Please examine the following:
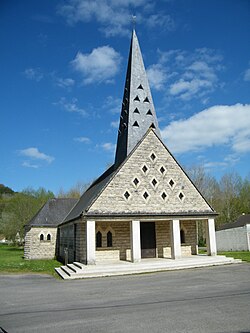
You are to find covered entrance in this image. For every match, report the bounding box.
[140,222,156,258]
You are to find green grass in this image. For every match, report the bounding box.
[199,247,250,262]
[218,251,250,263]
[0,244,62,277]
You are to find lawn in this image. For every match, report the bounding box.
[0,244,61,277]
[218,251,250,262]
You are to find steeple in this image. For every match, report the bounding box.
[115,29,161,167]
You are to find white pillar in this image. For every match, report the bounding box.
[206,218,217,256]
[86,220,96,265]
[131,220,141,263]
[171,219,181,259]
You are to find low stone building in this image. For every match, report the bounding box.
[24,198,77,259]
[216,214,250,251]
[57,30,218,265]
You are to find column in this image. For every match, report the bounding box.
[206,218,217,256]
[130,220,141,263]
[86,220,96,265]
[170,219,181,259]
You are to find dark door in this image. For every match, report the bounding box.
[140,222,156,258]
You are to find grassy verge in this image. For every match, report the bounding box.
[199,248,250,262]
[218,251,250,263]
[0,243,61,277]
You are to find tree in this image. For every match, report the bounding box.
[0,188,54,244]
[57,181,89,198]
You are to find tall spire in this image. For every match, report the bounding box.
[115,29,161,167]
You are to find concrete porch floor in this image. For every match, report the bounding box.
[55,255,242,280]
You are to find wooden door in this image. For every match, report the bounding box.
[140,222,156,258]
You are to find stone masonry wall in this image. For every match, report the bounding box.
[89,131,212,215]
[24,227,57,259]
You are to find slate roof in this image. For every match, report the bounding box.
[27,198,78,227]
[217,214,250,231]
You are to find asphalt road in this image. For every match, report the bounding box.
[0,264,250,333]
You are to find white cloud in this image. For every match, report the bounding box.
[56,77,75,88]
[58,0,175,37]
[101,142,116,152]
[19,148,54,164]
[22,161,39,169]
[161,104,250,154]
[71,46,122,84]
[104,96,121,114]
[150,48,223,102]
[74,137,91,143]
[244,68,250,81]
[55,97,87,117]
[23,68,44,81]
[147,64,167,90]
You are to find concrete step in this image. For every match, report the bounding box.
[67,263,83,273]
[73,262,85,270]
[60,265,74,276]
[55,267,71,280]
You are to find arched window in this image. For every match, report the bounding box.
[107,231,113,247]
[40,234,44,241]
[96,231,102,248]
[47,234,51,241]
[180,229,185,244]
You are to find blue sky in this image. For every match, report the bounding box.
[1,0,250,194]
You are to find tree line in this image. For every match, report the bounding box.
[0,169,249,244]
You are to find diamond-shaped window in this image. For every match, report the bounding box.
[133,178,139,186]
[161,192,168,200]
[124,191,131,200]
[169,179,175,188]
[160,166,166,174]
[152,178,158,187]
[179,192,185,201]
[142,165,148,174]
[150,153,156,161]
[143,191,149,200]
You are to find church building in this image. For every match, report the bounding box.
[56,30,218,265]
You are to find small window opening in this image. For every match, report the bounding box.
[134,108,140,114]
[96,231,102,248]
[180,229,186,244]
[134,95,140,101]
[40,234,44,241]
[137,84,143,89]
[47,234,51,241]
[142,165,148,173]
[143,191,149,200]
[152,178,158,187]
[133,121,139,127]
[133,178,139,186]
[107,231,113,247]
[160,166,166,174]
[179,192,184,201]
[150,153,156,161]
[124,191,130,200]
[161,192,168,200]
[146,109,153,115]
[150,123,156,129]
[169,179,175,188]
[143,97,150,103]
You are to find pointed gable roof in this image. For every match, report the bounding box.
[115,29,161,167]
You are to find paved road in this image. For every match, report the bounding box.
[0,264,250,333]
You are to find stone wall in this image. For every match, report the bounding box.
[89,131,212,215]
[24,227,57,259]
[216,226,250,251]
